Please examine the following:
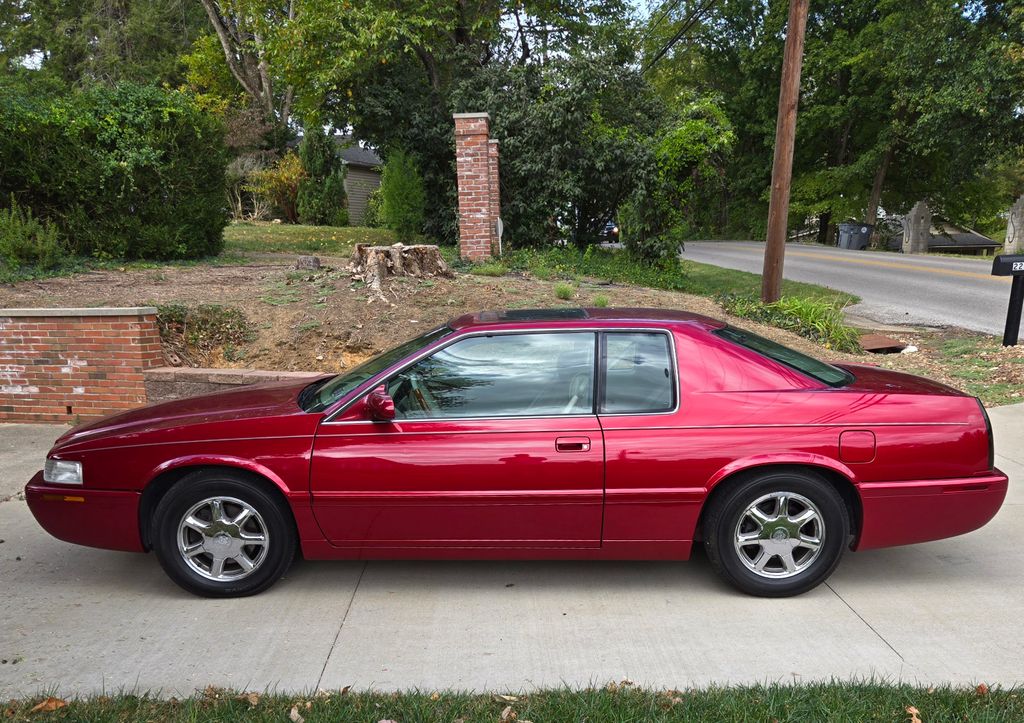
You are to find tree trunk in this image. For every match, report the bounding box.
[350,244,453,301]
[865,146,894,227]
[816,210,832,245]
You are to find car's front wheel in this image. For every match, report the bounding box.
[152,470,296,597]
[702,469,849,597]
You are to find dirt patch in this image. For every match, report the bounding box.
[1,254,870,373]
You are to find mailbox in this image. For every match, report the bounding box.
[992,255,1024,346]
[992,255,1024,277]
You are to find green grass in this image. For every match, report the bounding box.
[223,223,396,256]
[468,261,507,277]
[6,683,1020,721]
[554,281,575,300]
[683,259,858,306]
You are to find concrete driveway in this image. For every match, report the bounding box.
[1,410,1022,698]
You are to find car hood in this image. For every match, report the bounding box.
[53,377,329,451]
[834,363,966,397]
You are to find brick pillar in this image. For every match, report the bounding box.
[0,307,163,423]
[487,139,501,255]
[903,200,931,255]
[454,112,493,261]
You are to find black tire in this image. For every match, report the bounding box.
[152,469,296,597]
[702,469,849,597]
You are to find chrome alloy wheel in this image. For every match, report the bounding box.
[733,491,824,579]
[176,496,269,582]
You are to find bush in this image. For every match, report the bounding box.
[379,150,427,242]
[0,196,64,278]
[504,246,687,291]
[362,187,384,228]
[0,82,229,261]
[247,152,305,224]
[297,128,348,226]
[719,294,861,353]
[554,282,575,300]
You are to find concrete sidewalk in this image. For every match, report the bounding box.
[1,410,1022,698]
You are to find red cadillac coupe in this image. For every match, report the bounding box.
[26,308,1007,597]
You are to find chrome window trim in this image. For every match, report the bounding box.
[322,326,681,425]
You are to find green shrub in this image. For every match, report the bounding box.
[554,282,575,300]
[719,294,861,352]
[379,150,426,242]
[247,152,305,224]
[592,294,610,308]
[469,262,507,277]
[156,304,256,365]
[0,82,228,261]
[504,246,687,291]
[362,188,384,228]
[297,128,348,226]
[0,196,64,278]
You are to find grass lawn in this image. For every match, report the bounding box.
[223,223,395,256]
[7,683,1018,721]
[683,259,858,306]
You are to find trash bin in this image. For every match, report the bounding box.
[837,222,874,250]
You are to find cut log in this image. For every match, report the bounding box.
[350,243,453,299]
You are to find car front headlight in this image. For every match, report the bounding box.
[43,459,83,485]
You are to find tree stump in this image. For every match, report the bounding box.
[350,243,453,300]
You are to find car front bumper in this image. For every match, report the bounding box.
[25,471,144,552]
[856,470,1008,550]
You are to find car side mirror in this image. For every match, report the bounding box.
[365,386,395,422]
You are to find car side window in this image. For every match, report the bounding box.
[386,332,596,419]
[601,332,675,414]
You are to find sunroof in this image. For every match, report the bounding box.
[497,308,590,321]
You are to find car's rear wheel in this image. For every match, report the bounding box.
[702,469,849,597]
[152,469,296,597]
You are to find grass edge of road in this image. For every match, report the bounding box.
[7,682,1019,721]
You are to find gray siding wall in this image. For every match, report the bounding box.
[345,165,381,225]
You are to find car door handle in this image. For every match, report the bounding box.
[555,436,591,453]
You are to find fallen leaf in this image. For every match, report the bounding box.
[495,695,519,703]
[500,704,517,721]
[29,698,67,714]
[238,692,260,707]
[341,685,352,695]
[430,692,441,701]
[906,705,922,723]
[289,705,305,723]
[977,683,990,696]
[377,719,398,723]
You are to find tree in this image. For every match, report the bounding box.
[0,0,206,87]
[197,0,295,128]
[379,150,426,242]
[297,127,348,226]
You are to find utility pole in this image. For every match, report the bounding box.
[761,0,810,303]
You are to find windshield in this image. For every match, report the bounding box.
[713,326,853,387]
[300,325,454,412]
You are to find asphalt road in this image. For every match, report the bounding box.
[2,414,1023,697]
[683,241,1012,334]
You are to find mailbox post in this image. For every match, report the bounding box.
[992,255,1024,346]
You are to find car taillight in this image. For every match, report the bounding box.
[976,397,994,470]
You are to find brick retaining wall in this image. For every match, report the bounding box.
[0,307,162,423]
[144,367,321,404]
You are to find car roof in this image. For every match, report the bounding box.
[448,307,725,331]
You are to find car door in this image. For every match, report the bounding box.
[310,330,604,549]
[597,330,700,556]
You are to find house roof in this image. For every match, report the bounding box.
[288,134,382,168]
[332,136,381,168]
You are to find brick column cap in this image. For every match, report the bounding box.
[453,112,490,120]
[0,306,158,317]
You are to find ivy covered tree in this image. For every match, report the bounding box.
[379,149,426,242]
